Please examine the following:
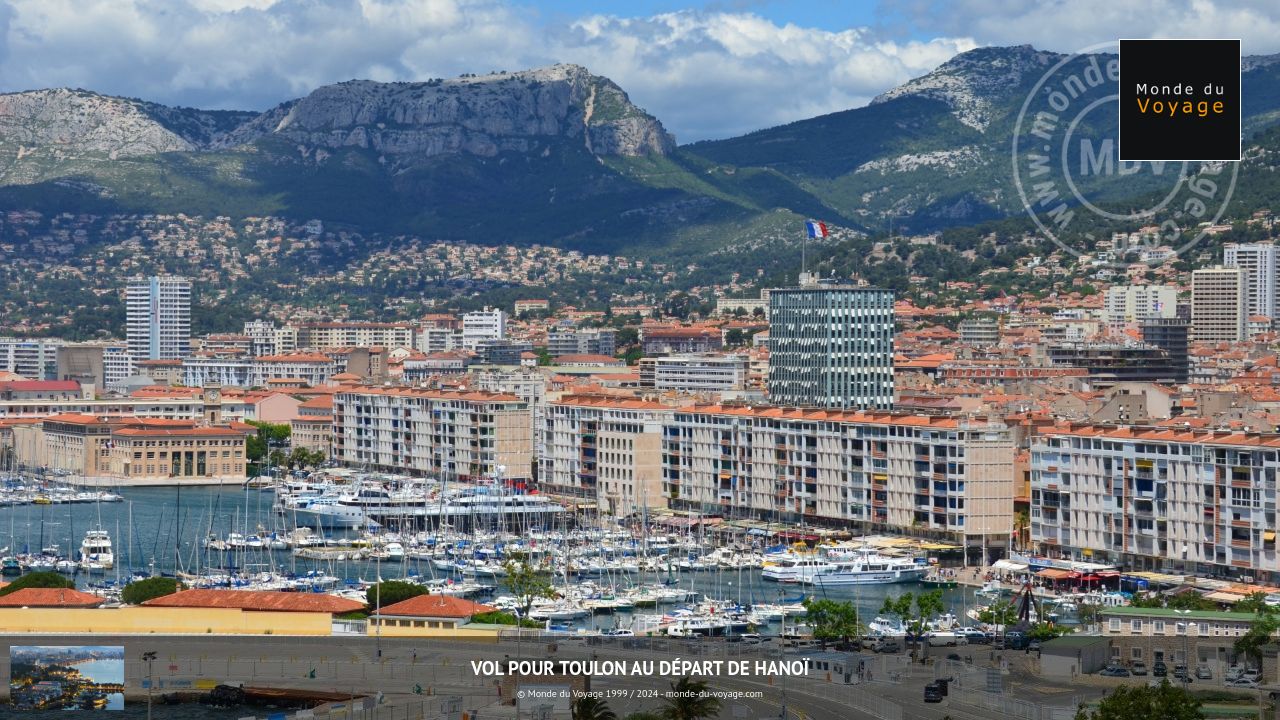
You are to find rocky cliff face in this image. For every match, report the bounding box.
[216,64,674,159]
[0,64,673,164]
[871,45,1056,131]
[0,89,198,157]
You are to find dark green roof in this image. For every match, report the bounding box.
[1042,635,1111,650]
[1100,606,1258,622]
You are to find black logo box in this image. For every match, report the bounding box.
[1119,39,1241,162]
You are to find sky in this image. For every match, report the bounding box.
[0,0,1278,142]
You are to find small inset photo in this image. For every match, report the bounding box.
[9,645,124,711]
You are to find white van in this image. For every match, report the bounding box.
[927,632,968,647]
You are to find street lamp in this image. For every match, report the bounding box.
[1173,609,1191,691]
[142,651,157,720]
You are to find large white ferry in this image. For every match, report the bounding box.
[808,549,926,586]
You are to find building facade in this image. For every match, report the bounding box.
[461,308,506,349]
[1103,285,1179,328]
[1224,243,1278,321]
[126,276,191,362]
[1031,424,1280,582]
[0,337,61,380]
[541,395,672,515]
[547,329,617,358]
[292,322,415,350]
[1191,267,1247,342]
[767,283,894,410]
[332,387,532,483]
[663,406,1014,560]
[638,354,749,392]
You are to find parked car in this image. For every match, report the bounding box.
[1226,665,1246,681]
[1153,661,1168,677]
[873,639,902,654]
[1130,661,1148,675]
[924,683,943,703]
[1028,640,1042,652]
[957,629,988,644]
[1227,678,1259,689]
[1241,668,1262,683]
[1194,663,1212,679]
[1099,666,1131,677]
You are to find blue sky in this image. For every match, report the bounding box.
[0,0,1277,142]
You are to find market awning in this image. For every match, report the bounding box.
[1204,591,1244,604]
[1036,568,1074,580]
[993,559,1029,572]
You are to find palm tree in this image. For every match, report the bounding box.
[660,677,722,720]
[572,696,618,720]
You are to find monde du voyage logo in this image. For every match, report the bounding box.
[1013,39,1240,269]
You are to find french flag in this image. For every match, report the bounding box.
[805,220,828,239]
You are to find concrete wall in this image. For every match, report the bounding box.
[0,607,332,635]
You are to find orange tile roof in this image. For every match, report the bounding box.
[377,594,494,618]
[255,354,332,363]
[113,426,246,437]
[299,396,334,409]
[0,588,103,607]
[142,589,364,613]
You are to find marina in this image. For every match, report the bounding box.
[0,473,1044,637]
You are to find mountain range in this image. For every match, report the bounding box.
[2,46,1280,260]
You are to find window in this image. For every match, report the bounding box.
[1131,647,1143,660]
[1109,619,1121,632]
[1154,621,1165,634]
[1131,620,1143,632]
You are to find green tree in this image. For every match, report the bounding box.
[1231,591,1271,615]
[121,577,183,605]
[1165,592,1217,612]
[910,589,946,656]
[659,676,721,720]
[1074,681,1202,720]
[724,328,746,347]
[802,598,861,648]
[1129,591,1165,608]
[246,421,291,462]
[367,580,427,609]
[625,714,663,720]
[1233,610,1279,668]
[571,696,618,720]
[500,552,556,619]
[0,571,75,595]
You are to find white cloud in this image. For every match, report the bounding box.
[3,0,1270,143]
[0,0,975,141]
[905,0,1280,55]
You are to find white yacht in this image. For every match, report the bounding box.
[79,529,114,571]
[761,556,830,583]
[807,550,927,586]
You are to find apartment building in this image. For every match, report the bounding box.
[126,276,191,362]
[461,308,506,349]
[0,337,61,380]
[663,405,1014,560]
[641,327,722,356]
[251,354,335,387]
[637,354,748,392]
[1191,267,1247,342]
[332,387,532,483]
[958,317,1000,346]
[292,322,415,350]
[547,329,617,358]
[1224,243,1278,321]
[1031,423,1280,582]
[56,342,134,389]
[290,395,333,457]
[541,395,673,515]
[1103,285,1178,328]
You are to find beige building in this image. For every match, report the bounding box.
[333,386,532,484]
[291,395,333,457]
[1191,266,1247,342]
[542,395,673,515]
[12,413,248,485]
[663,405,1015,561]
